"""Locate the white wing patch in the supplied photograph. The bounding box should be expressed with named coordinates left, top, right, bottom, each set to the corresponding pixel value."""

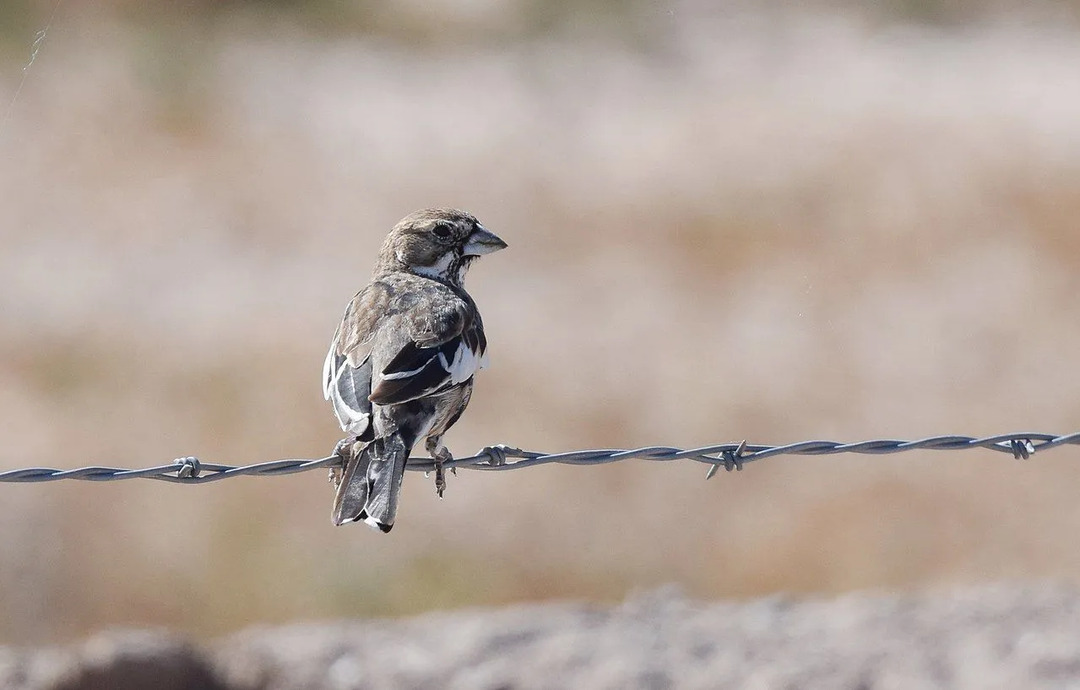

left=339, top=410, right=370, bottom=435
left=322, top=343, right=336, bottom=400
left=444, top=339, right=484, bottom=384
left=324, top=340, right=372, bottom=434
left=380, top=339, right=484, bottom=387
left=381, top=360, right=433, bottom=381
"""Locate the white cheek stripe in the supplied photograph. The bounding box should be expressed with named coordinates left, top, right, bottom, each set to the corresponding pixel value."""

left=412, top=253, right=454, bottom=280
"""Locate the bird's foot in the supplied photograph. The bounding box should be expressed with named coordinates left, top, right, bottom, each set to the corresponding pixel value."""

left=434, top=463, right=446, bottom=498
left=479, top=444, right=521, bottom=467
left=426, top=438, right=453, bottom=499
left=329, top=436, right=360, bottom=489
left=433, top=448, right=454, bottom=498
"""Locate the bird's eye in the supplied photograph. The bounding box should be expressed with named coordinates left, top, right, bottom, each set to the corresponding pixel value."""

left=431, top=224, right=452, bottom=239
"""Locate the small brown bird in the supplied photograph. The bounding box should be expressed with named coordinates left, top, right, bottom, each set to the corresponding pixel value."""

left=323, top=209, right=507, bottom=532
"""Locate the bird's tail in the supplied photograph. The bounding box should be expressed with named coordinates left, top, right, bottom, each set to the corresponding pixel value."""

left=332, top=435, right=410, bottom=532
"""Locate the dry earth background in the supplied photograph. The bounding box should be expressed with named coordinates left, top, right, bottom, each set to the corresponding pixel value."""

left=2, top=0, right=1080, bottom=679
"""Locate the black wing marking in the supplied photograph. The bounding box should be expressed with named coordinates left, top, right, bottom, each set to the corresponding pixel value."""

left=369, top=338, right=464, bottom=405
left=331, top=275, right=488, bottom=409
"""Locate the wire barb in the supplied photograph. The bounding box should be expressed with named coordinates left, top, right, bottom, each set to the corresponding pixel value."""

left=0, top=432, right=1077, bottom=485
left=173, top=456, right=201, bottom=479
left=1008, top=438, right=1035, bottom=460
left=706, top=439, right=747, bottom=479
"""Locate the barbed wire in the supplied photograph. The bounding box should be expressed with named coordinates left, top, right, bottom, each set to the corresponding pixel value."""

left=0, top=432, right=1076, bottom=485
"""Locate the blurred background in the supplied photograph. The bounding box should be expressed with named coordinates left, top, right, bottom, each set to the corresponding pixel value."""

left=1, top=0, right=1080, bottom=646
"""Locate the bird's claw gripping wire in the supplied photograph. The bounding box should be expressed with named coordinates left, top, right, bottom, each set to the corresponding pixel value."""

left=434, top=467, right=446, bottom=497
left=173, top=456, right=202, bottom=480
left=705, top=440, right=747, bottom=480
left=479, top=444, right=521, bottom=467
left=328, top=437, right=359, bottom=488
left=424, top=438, right=455, bottom=499
left=432, top=454, right=449, bottom=499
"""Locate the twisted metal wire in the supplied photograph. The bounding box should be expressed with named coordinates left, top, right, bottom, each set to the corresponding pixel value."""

left=0, top=432, right=1076, bottom=485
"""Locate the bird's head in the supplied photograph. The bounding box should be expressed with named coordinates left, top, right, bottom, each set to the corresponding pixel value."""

left=376, top=208, right=507, bottom=286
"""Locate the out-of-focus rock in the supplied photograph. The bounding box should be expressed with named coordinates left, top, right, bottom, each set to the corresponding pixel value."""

left=0, top=630, right=223, bottom=690
left=5, top=585, right=1080, bottom=689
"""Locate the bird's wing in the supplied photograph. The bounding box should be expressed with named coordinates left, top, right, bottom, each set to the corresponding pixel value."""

left=368, top=288, right=487, bottom=406
left=323, top=283, right=392, bottom=435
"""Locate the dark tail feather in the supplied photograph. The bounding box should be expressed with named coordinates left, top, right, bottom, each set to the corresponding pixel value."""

left=331, top=436, right=409, bottom=532
left=332, top=442, right=372, bottom=526
left=362, top=436, right=410, bottom=532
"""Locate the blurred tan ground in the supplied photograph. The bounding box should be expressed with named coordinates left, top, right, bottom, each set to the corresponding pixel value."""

left=2, top=0, right=1080, bottom=645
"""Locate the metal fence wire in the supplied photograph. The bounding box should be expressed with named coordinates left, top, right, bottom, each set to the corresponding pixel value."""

left=0, top=432, right=1077, bottom=485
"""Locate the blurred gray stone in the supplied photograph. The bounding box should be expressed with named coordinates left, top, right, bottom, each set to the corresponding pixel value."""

left=5, top=585, right=1080, bottom=689
left=0, top=630, right=223, bottom=690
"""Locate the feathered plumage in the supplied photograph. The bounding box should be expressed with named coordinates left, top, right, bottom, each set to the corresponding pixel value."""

left=323, top=209, right=506, bottom=532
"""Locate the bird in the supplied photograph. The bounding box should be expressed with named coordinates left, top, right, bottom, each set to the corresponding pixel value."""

left=322, top=208, right=507, bottom=532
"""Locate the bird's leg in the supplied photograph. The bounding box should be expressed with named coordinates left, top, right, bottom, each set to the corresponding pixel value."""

left=425, top=436, right=453, bottom=498
left=329, top=436, right=361, bottom=489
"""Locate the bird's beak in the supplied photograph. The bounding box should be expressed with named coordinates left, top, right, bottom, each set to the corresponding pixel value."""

left=462, top=226, right=508, bottom=256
